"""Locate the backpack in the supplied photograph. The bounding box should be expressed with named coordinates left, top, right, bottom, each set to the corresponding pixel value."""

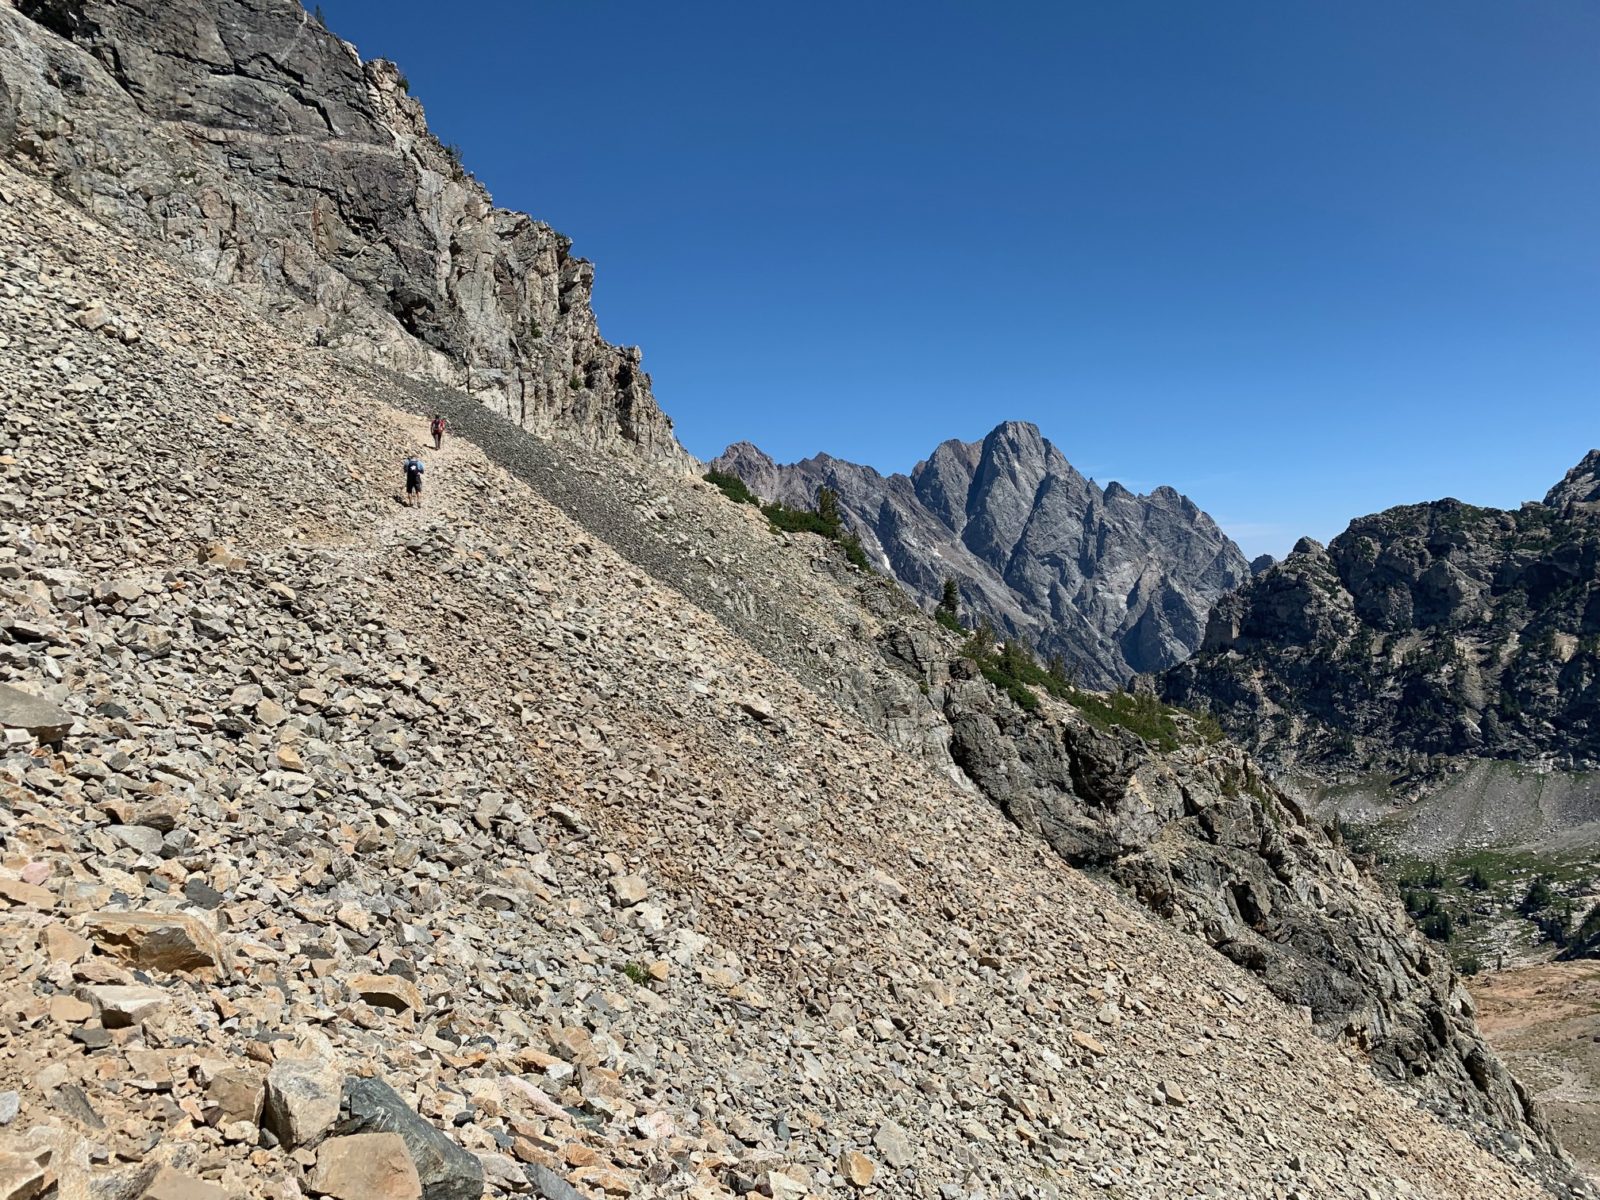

left=431, top=417, right=445, bottom=435
left=404, top=458, right=424, bottom=481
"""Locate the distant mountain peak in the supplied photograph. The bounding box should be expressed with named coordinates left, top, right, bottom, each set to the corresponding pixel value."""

left=711, top=419, right=1246, bottom=686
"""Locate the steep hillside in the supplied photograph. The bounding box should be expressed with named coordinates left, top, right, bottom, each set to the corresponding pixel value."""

left=712, top=424, right=1248, bottom=689
left=0, top=155, right=1587, bottom=1200
left=0, top=0, right=682, bottom=461
left=1162, top=470, right=1600, bottom=775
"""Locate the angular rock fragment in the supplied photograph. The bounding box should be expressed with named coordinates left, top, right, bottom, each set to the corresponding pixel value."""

left=263, top=1055, right=345, bottom=1149
left=79, top=912, right=225, bottom=975
left=0, top=683, right=71, bottom=742
left=310, top=1133, right=422, bottom=1200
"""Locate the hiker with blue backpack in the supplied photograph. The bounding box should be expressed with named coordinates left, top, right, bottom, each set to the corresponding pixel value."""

left=403, top=454, right=426, bottom=507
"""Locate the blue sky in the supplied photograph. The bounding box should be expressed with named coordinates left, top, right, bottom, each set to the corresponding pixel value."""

left=318, top=1, right=1597, bottom=559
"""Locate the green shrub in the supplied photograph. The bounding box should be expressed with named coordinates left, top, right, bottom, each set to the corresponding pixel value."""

left=1465, top=864, right=1492, bottom=891
left=934, top=607, right=965, bottom=634
left=1458, top=953, right=1482, bottom=976
left=1419, top=912, right=1454, bottom=942
left=981, top=666, right=1039, bottom=712
left=1521, top=878, right=1555, bottom=914
left=621, top=961, right=650, bottom=986
left=840, top=531, right=871, bottom=571
left=816, top=487, right=844, bottom=538
left=763, top=502, right=835, bottom=536
left=757, top=493, right=871, bottom=573
left=704, top=470, right=758, bottom=506
left=1065, top=689, right=1182, bottom=751
left=1404, top=890, right=1440, bottom=919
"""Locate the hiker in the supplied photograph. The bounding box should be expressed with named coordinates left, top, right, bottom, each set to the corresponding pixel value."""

left=430, top=413, right=446, bottom=449
left=403, top=455, right=426, bottom=507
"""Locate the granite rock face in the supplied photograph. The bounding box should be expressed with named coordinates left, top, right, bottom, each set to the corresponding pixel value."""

left=713, top=422, right=1248, bottom=689
left=1162, top=463, right=1600, bottom=773
left=0, top=0, right=683, bottom=462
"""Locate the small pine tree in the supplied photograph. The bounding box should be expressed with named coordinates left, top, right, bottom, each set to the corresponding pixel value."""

left=939, top=578, right=959, bottom=616
left=816, top=486, right=843, bottom=538
left=998, top=637, right=1033, bottom=678
left=1521, top=877, right=1555, bottom=915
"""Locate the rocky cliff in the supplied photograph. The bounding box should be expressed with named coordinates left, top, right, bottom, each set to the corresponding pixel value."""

left=1162, top=459, right=1600, bottom=775
left=712, top=422, right=1249, bottom=689
left=0, top=0, right=683, bottom=461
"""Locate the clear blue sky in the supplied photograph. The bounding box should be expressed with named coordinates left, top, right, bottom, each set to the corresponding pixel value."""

left=318, top=1, right=1597, bottom=559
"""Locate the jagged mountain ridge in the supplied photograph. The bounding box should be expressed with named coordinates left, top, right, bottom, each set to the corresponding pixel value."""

left=1162, top=454, right=1600, bottom=774
left=0, top=0, right=683, bottom=461
left=713, top=422, right=1249, bottom=689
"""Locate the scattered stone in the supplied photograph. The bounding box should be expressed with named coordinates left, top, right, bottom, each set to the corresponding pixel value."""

left=840, top=1151, right=875, bottom=1189
left=873, top=1120, right=912, bottom=1169
left=81, top=984, right=170, bottom=1028
left=208, top=1068, right=265, bottom=1125
left=143, top=1166, right=226, bottom=1200
left=609, top=875, right=646, bottom=907
left=263, top=1054, right=345, bottom=1149
left=349, top=974, right=424, bottom=1014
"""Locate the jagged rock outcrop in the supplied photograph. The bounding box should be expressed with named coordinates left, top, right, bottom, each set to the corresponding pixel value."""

left=1162, top=464, right=1600, bottom=774
left=0, top=0, right=683, bottom=461
left=712, top=422, right=1248, bottom=689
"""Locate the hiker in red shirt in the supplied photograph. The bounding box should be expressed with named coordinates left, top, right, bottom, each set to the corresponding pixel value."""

left=430, top=413, right=446, bottom=450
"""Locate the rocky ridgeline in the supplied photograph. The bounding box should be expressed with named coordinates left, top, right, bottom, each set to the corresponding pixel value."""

left=711, top=426, right=1248, bottom=691
left=0, top=0, right=683, bottom=463
left=1162, top=468, right=1600, bottom=775
left=0, top=160, right=1581, bottom=1200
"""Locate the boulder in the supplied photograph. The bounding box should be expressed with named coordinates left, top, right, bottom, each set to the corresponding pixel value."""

left=336, top=1078, right=483, bottom=1200
left=79, top=984, right=168, bottom=1028
left=207, top=1067, right=265, bottom=1125
left=78, top=912, right=225, bottom=975
left=310, top=1134, right=422, bottom=1200
left=142, top=1167, right=225, bottom=1200
left=349, top=974, right=424, bottom=1014
left=263, top=1055, right=345, bottom=1149
left=0, top=684, right=71, bottom=742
